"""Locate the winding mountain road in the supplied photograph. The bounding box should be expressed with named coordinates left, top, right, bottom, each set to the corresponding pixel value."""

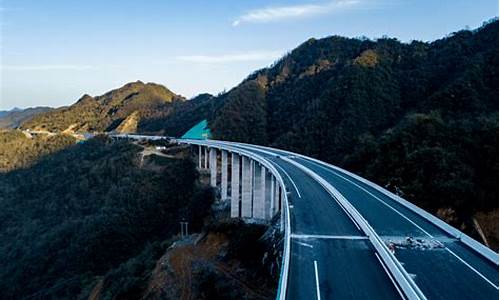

left=204, top=140, right=499, bottom=300
left=112, top=134, right=499, bottom=299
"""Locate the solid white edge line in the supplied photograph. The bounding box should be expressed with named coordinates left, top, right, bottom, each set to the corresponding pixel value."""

left=314, top=260, right=321, bottom=300
left=444, top=248, right=499, bottom=289
left=282, top=156, right=426, bottom=300
left=308, top=159, right=499, bottom=289
left=375, top=252, right=406, bottom=300
left=224, top=139, right=497, bottom=289
left=310, top=160, right=435, bottom=237
left=217, top=140, right=498, bottom=265
left=271, top=160, right=302, bottom=198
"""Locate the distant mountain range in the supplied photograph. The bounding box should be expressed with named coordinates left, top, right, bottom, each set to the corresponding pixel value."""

left=0, top=107, right=53, bottom=129
left=0, top=107, right=21, bottom=118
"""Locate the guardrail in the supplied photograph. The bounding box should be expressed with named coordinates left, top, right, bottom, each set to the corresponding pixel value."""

left=175, top=139, right=292, bottom=300
left=110, top=134, right=293, bottom=299
left=283, top=157, right=427, bottom=300
left=210, top=139, right=426, bottom=299
left=218, top=140, right=499, bottom=266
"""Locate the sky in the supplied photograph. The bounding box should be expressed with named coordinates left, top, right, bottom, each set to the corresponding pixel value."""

left=0, top=0, right=498, bottom=110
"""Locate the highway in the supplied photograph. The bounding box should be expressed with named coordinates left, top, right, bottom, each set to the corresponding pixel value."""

left=113, top=134, right=499, bottom=299
left=221, top=141, right=499, bottom=300
left=261, top=153, right=404, bottom=299
left=190, top=139, right=408, bottom=299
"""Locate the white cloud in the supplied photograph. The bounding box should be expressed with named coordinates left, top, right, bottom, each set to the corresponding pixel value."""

left=176, top=50, right=284, bottom=64
left=232, top=0, right=361, bottom=26
left=2, top=65, right=101, bottom=71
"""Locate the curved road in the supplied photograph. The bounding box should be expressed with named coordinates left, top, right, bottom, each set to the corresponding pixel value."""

left=218, top=141, right=499, bottom=300
left=113, top=134, right=499, bottom=299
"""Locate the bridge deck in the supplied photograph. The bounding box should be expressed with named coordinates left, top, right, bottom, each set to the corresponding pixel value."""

left=266, top=154, right=403, bottom=299
left=233, top=143, right=499, bottom=299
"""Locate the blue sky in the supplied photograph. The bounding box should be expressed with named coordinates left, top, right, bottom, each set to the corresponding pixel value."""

left=0, top=0, right=498, bottom=110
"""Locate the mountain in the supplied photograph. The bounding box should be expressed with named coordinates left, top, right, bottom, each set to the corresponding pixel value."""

left=139, top=93, right=220, bottom=136
left=16, top=20, right=498, bottom=247
left=0, top=107, right=21, bottom=118
left=0, top=107, right=53, bottom=128
left=205, top=19, right=498, bottom=241
left=21, top=81, right=184, bottom=133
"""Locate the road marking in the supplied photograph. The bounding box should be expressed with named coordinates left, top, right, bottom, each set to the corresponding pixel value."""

left=305, top=158, right=500, bottom=289
left=375, top=252, right=405, bottom=299
left=444, top=248, right=499, bottom=289
left=271, top=160, right=302, bottom=198
left=294, top=241, right=314, bottom=248
left=292, top=234, right=368, bottom=240
left=308, top=159, right=435, bottom=237
left=314, top=260, right=321, bottom=300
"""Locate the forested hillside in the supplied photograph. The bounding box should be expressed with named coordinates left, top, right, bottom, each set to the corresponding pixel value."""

left=0, top=137, right=214, bottom=299
left=0, top=130, right=76, bottom=171
left=21, top=81, right=184, bottom=133
left=207, top=20, right=499, bottom=244
left=138, top=93, right=220, bottom=136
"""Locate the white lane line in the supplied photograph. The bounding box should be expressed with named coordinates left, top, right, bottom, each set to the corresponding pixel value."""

left=308, top=159, right=435, bottom=237
left=275, top=155, right=363, bottom=232
left=236, top=144, right=363, bottom=234
left=292, top=234, right=368, bottom=240
left=375, top=252, right=405, bottom=299
left=294, top=241, right=314, bottom=248
left=445, top=248, right=499, bottom=289
left=271, top=160, right=302, bottom=198
left=305, top=158, right=500, bottom=289
left=314, top=260, right=321, bottom=300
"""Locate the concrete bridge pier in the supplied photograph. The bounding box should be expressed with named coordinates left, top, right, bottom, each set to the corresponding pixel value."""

left=198, top=145, right=203, bottom=169
left=241, top=156, right=253, bottom=218
left=231, top=152, right=241, bottom=217
left=204, top=146, right=208, bottom=169
left=265, top=171, right=275, bottom=220
left=193, top=145, right=282, bottom=223
left=209, top=148, right=217, bottom=187
left=252, top=163, right=266, bottom=220
left=220, top=150, right=228, bottom=201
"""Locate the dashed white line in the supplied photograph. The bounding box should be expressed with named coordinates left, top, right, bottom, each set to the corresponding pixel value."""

left=294, top=241, right=314, bottom=248
left=314, top=260, right=321, bottom=300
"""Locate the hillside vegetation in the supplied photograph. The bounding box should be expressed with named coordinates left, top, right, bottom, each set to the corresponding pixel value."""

left=0, top=106, right=53, bottom=128
left=0, top=137, right=214, bottom=299
left=207, top=20, right=498, bottom=242
left=21, top=81, right=183, bottom=133
left=0, top=130, right=76, bottom=171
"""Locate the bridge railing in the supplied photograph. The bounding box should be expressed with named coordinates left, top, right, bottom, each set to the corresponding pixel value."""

left=175, top=139, right=292, bottom=300
left=217, top=140, right=499, bottom=266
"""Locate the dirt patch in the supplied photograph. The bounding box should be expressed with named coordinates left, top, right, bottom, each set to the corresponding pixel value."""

left=474, top=210, right=499, bottom=251
left=142, top=225, right=278, bottom=300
